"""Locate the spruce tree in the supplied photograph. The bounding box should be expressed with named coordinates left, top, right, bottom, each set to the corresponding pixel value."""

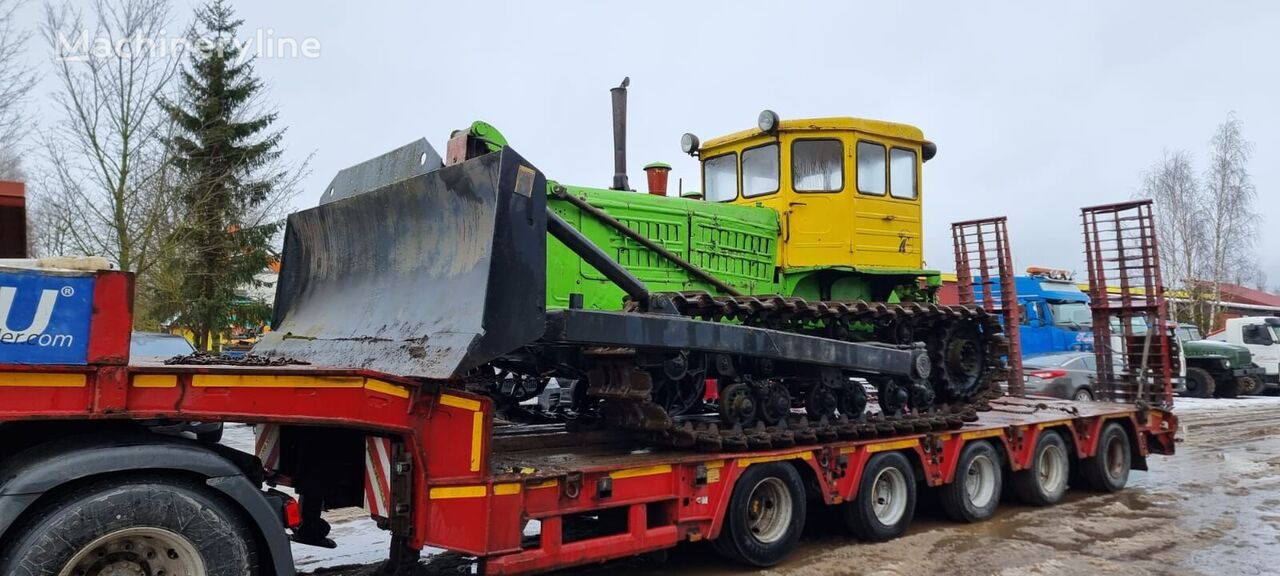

left=164, top=0, right=283, bottom=350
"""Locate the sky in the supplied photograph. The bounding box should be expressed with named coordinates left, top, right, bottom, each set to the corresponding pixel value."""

left=13, top=1, right=1280, bottom=285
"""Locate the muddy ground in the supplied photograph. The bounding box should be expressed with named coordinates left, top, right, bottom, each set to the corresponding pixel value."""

left=284, top=396, right=1280, bottom=576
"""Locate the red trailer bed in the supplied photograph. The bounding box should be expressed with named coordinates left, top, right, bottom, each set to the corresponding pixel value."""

left=0, top=357, right=1176, bottom=575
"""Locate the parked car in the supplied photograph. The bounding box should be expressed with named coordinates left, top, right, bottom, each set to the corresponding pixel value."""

left=1023, top=352, right=1097, bottom=401
left=130, top=332, right=224, bottom=442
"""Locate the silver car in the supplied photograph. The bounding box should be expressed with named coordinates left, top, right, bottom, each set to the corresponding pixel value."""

left=1023, top=352, right=1097, bottom=401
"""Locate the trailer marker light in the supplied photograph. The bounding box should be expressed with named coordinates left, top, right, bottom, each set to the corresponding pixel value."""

left=284, top=498, right=302, bottom=528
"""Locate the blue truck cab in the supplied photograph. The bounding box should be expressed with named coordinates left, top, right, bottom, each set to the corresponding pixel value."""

left=1012, top=269, right=1094, bottom=358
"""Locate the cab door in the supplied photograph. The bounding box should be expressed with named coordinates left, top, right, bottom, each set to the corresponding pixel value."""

left=850, top=137, right=923, bottom=270
left=780, top=134, right=852, bottom=268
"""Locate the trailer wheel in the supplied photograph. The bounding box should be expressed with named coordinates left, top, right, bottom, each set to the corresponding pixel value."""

left=1082, top=422, right=1131, bottom=492
left=1184, top=367, right=1216, bottom=398
left=1012, top=430, right=1069, bottom=506
left=843, top=451, right=916, bottom=541
left=712, top=462, right=806, bottom=567
left=939, top=441, right=1002, bottom=522
left=0, top=475, right=258, bottom=576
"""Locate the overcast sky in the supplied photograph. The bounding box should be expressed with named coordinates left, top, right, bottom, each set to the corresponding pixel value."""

left=16, top=1, right=1280, bottom=285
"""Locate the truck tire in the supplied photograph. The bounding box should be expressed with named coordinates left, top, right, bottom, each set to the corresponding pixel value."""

left=1238, top=375, right=1263, bottom=396
left=1215, top=377, right=1240, bottom=399
left=939, top=441, right=1002, bottom=522
left=1184, top=367, right=1216, bottom=398
left=711, top=462, right=806, bottom=567
left=1012, top=430, right=1070, bottom=506
left=1081, top=422, right=1130, bottom=493
left=842, top=451, right=916, bottom=542
left=0, top=475, right=259, bottom=576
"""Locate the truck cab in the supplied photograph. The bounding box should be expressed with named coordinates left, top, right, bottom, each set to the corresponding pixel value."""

left=1013, top=269, right=1094, bottom=357
left=692, top=114, right=935, bottom=272
left=1208, top=317, right=1280, bottom=386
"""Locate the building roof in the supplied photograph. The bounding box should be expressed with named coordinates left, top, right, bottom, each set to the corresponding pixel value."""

left=1212, top=282, right=1280, bottom=308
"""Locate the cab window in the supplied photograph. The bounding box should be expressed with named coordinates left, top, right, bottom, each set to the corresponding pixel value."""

left=704, top=152, right=738, bottom=202
left=792, top=139, right=843, bottom=192
left=742, top=143, right=779, bottom=198
left=890, top=148, right=918, bottom=200
left=856, top=141, right=886, bottom=195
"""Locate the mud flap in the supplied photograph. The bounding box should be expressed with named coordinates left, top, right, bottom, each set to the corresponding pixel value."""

left=254, top=147, right=547, bottom=379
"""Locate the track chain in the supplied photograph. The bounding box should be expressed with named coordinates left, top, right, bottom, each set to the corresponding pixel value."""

left=617, top=292, right=1013, bottom=452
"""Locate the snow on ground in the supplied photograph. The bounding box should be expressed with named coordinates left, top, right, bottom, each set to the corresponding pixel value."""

left=221, top=424, right=405, bottom=569
left=1170, top=393, right=1280, bottom=415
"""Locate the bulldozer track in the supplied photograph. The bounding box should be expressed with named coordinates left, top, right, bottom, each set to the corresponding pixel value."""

left=593, top=292, right=1014, bottom=452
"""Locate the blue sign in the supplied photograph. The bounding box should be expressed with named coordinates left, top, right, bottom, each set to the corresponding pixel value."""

left=0, top=269, right=96, bottom=365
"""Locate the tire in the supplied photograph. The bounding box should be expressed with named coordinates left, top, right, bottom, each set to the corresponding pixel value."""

left=843, top=451, right=916, bottom=541
left=1184, top=367, right=1216, bottom=398
left=1072, top=388, right=1093, bottom=402
left=939, top=441, right=1002, bottom=522
left=1081, top=422, right=1131, bottom=493
left=1215, top=377, right=1240, bottom=399
left=1012, top=430, right=1070, bottom=506
left=197, top=424, right=225, bottom=443
left=1238, top=375, right=1263, bottom=396
left=0, top=475, right=258, bottom=576
left=712, top=463, right=806, bottom=567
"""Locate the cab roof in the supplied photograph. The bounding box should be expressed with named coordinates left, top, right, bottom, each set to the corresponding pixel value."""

left=701, top=116, right=927, bottom=149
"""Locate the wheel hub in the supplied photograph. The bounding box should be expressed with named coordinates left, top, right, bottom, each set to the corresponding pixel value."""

left=59, top=527, right=205, bottom=576
left=745, top=478, right=792, bottom=544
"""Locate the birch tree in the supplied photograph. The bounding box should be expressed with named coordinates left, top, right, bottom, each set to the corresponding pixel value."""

left=1203, top=113, right=1258, bottom=330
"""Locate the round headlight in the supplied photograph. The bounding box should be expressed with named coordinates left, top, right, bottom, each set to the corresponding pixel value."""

left=680, top=132, right=700, bottom=155
left=757, top=109, right=780, bottom=133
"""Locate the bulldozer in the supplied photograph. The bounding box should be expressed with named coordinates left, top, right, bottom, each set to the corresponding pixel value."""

left=254, top=80, right=1007, bottom=450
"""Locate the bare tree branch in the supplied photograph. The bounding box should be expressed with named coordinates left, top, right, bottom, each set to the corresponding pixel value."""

left=0, top=0, right=38, bottom=177
left=36, top=0, right=180, bottom=274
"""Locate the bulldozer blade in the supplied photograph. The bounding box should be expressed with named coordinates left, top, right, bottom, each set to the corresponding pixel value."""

left=319, top=138, right=444, bottom=205
left=254, top=147, right=548, bottom=380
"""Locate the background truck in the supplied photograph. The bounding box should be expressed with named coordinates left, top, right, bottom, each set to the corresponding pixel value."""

left=1208, top=317, right=1280, bottom=392
left=1009, top=268, right=1094, bottom=357
left=1173, top=323, right=1267, bottom=397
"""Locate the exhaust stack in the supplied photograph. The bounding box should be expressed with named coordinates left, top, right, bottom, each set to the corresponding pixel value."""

left=610, top=77, right=630, bottom=191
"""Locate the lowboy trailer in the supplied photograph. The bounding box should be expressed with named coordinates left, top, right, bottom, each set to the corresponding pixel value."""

left=0, top=272, right=1176, bottom=575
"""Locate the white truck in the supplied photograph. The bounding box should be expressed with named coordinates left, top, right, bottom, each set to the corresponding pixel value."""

left=1208, top=317, right=1280, bottom=391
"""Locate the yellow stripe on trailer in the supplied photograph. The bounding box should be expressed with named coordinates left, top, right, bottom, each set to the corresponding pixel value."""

left=961, top=429, right=1004, bottom=441
left=737, top=451, right=814, bottom=467
left=192, top=374, right=364, bottom=389
left=1037, top=420, right=1072, bottom=430
left=441, top=394, right=482, bottom=411
left=0, top=373, right=86, bottom=387
left=429, top=485, right=487, bottom=499
left=132, top=375, right=177, bottom=388
left=364, top=379, right=410, bottom=398
left=493, top=483, right=522, bottom=496
left=865, top=439, right=919, bottom=453
left=470, top=412, right=484, bottom=472
left=610, top=465, right=673, bottom=480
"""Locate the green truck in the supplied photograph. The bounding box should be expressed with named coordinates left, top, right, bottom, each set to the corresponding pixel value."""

left=1173, top=323, right=1265, bottom=398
